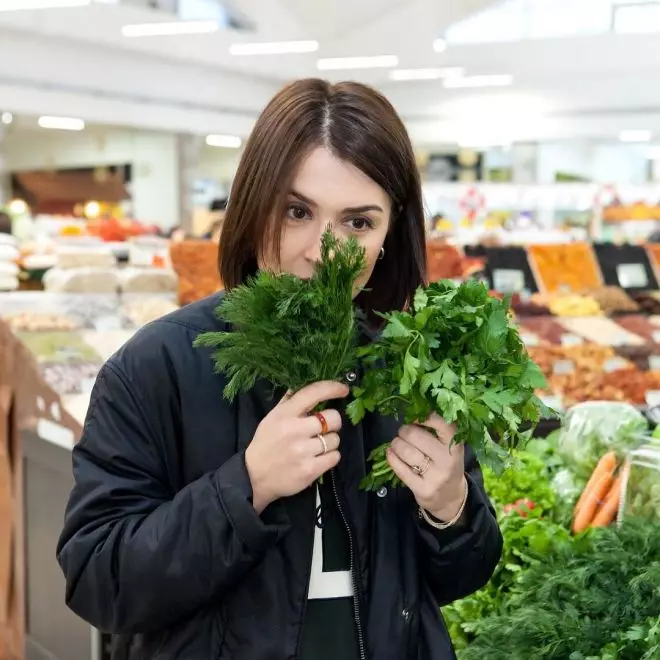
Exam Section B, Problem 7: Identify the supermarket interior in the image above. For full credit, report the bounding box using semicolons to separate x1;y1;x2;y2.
2;1;660;659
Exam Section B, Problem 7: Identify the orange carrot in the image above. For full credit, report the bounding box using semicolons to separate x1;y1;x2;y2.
574;451;618;515
572;471;614;534
591;460;631;528
590;477;622;528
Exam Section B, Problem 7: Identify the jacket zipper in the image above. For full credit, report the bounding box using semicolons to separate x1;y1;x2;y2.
330;469;367;660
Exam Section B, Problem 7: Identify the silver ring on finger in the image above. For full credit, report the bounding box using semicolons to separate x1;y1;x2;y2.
317;433;328;455
411;454;431;477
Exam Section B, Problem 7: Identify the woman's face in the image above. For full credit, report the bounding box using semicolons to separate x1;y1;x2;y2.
260;147;391;297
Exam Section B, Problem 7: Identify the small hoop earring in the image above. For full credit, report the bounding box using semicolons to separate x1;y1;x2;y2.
379;247;385;260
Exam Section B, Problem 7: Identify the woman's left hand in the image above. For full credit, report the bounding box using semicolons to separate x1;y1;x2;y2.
386;413;467;522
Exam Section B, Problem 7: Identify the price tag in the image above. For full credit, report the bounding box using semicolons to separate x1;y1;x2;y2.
492;269;525;293
521;333;539;347
540;395;564;412
649;356;660;371
610;334;630;347
617;263;648;289
652;331;660;344
519;289;532;302
646;390;660;408
603;357;628;373
553;360;575;375
561;333;583;347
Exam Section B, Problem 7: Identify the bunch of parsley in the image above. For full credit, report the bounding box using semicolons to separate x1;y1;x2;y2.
194;228;366;401
347;279;551;489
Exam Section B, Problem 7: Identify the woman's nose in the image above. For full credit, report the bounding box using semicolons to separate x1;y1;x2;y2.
303;225;328;262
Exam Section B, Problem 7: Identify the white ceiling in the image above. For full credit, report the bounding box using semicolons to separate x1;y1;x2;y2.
1;0;660;145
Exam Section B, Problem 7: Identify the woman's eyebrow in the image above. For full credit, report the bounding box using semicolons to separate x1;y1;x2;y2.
289;190;383;213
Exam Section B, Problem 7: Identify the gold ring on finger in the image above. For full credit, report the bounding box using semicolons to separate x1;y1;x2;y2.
411;454;431;477
317;433;328;455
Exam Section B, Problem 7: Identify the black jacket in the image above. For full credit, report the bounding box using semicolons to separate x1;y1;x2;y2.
56;294;503;660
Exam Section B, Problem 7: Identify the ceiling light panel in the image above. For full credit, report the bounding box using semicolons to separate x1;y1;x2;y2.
229;40;319;55
122;20;219;37
317;55;398;70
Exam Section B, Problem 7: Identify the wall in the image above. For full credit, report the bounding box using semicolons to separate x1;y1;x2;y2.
0;126;185;228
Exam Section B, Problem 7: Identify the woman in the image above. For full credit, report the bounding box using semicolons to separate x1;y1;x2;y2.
57;78;502;660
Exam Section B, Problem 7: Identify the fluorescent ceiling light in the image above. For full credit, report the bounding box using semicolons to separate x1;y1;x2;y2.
122;20;218;37
1;112;12;124
620;129;652;143
229;40;319;55
0;0;90;9
389;67;464;81
206;134;242;149
444;74;513;89
317;55;398;71
38;115;85;131
433;38;448;53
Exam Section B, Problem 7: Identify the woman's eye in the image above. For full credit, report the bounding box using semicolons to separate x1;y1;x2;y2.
347;216;373;231
286;204;310;221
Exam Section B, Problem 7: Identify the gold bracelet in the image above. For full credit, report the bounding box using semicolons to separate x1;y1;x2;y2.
419;476;469;530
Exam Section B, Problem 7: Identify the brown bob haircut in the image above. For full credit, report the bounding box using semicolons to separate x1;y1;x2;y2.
219;78;427;323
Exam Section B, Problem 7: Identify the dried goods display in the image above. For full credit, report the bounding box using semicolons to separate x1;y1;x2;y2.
2;312;78;332
545;293;603;317
527;243;602;294
615;314;660;343
518;316;577;344
631;291;660;315
528;345;632;378
170;240;222;305
509;293;550;316
559;316;644;346
584;286;639;315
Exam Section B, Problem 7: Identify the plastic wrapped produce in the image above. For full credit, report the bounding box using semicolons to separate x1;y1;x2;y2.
557;401;648;482
55;245;116;269
43;267;120;294
118;267;177;294
620;440;660;522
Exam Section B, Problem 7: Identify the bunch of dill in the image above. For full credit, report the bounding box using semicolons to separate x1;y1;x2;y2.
194;228;367;402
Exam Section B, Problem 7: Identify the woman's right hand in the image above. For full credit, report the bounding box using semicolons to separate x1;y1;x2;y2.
245;381;349;513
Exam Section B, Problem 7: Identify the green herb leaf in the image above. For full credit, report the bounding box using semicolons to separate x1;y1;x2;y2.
194;227;366;401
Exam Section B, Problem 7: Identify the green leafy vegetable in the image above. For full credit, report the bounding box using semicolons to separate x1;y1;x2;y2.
444;507;571;651
458;518;660;660
443;451;569;651
194;228;366;401
347;279;553;488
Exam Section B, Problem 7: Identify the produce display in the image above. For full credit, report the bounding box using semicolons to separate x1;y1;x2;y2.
631;291;660;315
527;243;603;294
170;239;222;305
445;403;660;659
585;286;639;314
544;292;603;317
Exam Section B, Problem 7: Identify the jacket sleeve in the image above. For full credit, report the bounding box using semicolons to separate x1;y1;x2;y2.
56;360;290;635
416;447;503;606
